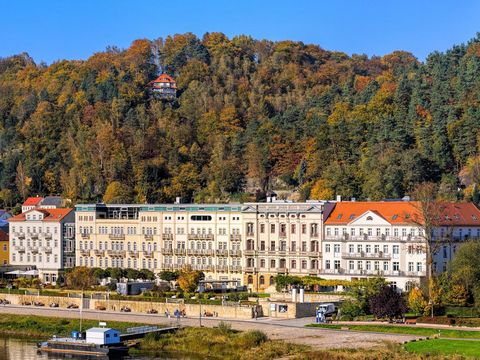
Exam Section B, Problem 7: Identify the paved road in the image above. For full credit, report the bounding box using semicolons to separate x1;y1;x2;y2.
0;305;420;349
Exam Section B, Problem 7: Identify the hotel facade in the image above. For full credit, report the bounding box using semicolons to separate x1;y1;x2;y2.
9;199;480;291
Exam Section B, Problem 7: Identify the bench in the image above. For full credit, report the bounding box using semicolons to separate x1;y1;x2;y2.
405;319;417;325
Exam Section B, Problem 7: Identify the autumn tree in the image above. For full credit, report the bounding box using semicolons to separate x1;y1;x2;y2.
177;267;204;292
65;267;96;289
408;287;428;315
369;285;408;320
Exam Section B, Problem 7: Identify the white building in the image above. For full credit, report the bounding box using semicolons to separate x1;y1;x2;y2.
9;208;75;284
322;201;480;291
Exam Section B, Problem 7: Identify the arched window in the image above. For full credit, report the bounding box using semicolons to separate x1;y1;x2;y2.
259;275;265;285
269;276;274;285
260;258;266;268
366;216;373;221
247;275;253;284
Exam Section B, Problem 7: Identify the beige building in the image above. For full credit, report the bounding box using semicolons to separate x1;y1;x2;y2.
75;204;244;284
9;208;75;284
241;201;333;292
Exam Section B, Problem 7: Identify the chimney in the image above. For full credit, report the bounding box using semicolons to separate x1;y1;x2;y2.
271;196;277;202
175;197;181;204
351;197;356;202
266;196;271;203
336;195;342;202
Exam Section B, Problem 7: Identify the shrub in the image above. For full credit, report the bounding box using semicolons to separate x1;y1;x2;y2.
217;321;232;334
239;330;268;347
417;316;455;325
340;300;365;318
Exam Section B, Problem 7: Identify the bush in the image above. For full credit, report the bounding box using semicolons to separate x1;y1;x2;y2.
239;330;268;347
217;321;232;334
340;300;365;318
417;316;456;325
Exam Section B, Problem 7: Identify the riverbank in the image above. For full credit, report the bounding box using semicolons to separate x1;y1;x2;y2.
0;314;138;337
0;314;472;359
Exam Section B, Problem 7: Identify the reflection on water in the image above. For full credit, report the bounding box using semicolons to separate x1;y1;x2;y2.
0;337;190;360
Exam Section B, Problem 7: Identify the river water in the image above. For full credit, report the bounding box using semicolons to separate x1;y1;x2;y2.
0;337;191;360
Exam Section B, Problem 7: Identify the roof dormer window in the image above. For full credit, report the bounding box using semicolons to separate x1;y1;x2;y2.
366;216;373;221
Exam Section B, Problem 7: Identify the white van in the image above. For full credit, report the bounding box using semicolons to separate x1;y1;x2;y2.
317;303;336;315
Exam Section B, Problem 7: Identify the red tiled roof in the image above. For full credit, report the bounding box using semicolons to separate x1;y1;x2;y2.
9;208;73;222
22;197;44;206
325;201;480;227
148;74;177;88
325;202;421;225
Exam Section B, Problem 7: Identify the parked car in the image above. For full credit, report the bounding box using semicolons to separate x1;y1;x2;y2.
21;301;32;306
146;309;158;314
67;303;79;309
120;306;131;312
96;305;106;311
0;299;10;305
33;301;45;307
49;302;59;308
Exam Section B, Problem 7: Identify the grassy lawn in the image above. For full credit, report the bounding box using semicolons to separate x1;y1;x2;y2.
307;323;480;339
136;326;306;360
405;339;480;358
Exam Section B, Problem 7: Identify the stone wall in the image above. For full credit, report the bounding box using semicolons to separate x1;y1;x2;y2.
0;293;260;320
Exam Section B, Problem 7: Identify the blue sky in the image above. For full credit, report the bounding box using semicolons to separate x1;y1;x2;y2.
1;1;479;64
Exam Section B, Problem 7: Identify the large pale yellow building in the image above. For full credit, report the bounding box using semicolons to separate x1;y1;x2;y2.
75;204;244;284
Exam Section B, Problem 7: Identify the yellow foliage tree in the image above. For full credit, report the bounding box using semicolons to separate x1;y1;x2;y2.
407;287;428;315
177;267;203;293
310;179;334;200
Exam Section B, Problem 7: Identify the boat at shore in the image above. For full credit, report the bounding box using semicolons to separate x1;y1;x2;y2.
37;327;129;357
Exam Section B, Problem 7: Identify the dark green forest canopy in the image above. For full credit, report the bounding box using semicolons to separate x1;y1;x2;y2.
1;32;480;206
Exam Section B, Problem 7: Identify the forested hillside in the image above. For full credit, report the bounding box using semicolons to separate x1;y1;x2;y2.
1;32;480;206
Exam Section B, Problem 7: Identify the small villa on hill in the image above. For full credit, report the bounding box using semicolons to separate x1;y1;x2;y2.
148;74;177;100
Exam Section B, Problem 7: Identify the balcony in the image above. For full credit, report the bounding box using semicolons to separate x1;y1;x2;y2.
229;265;242;272
276;267;288;273
342;252;392;260
216;265;228;272
405;271;426;277
14;246;25;253
81;233;90;240
107;250;126;257
28;232;39;239
28;246;39;254
94;250;105;256
244;249;255;256
191;264;214;272
143;251;154;258
246;231;254;237
109;234;125;240
229;250;242;257
174;248;186;255
216;249;229;256
321;268;344;274
161;263;175;270
310;232;319;238
308;251;321;257
162;248;173;254
43;233;52;239
144;235;154;241
279;232;287;239
128;250;139;258
244;266;256;272
14;232;25;239
229;234;242;241
308;268;319;274
162;234;173;240
187;234;214;240
79;249;89;256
